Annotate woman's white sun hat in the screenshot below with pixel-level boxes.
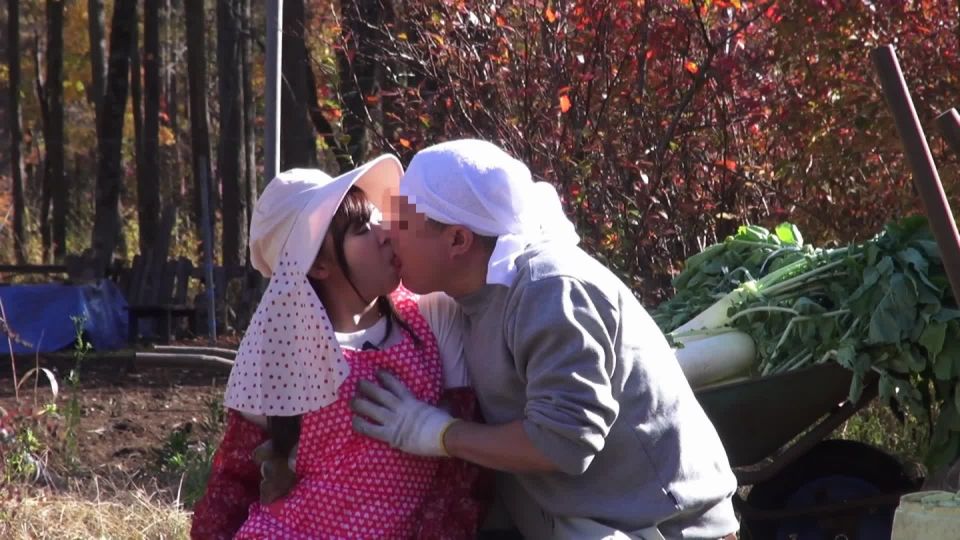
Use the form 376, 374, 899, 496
225, 155, 403, 416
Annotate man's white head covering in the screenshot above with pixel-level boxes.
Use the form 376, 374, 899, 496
225, 155, 403, 416
399, 139, 578, 286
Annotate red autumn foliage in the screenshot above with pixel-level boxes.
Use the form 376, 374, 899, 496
317, 0, 960, 304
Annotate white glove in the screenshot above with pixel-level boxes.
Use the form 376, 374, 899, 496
351, 370, 457, 457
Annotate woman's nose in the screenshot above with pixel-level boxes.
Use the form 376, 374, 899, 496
372, 222, 389, 244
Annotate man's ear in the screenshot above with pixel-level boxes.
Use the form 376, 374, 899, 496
447, 225, 475, 257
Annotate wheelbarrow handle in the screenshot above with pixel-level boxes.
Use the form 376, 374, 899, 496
873, 45, 960, 304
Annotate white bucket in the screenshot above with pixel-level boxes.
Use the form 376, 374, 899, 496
891, 491, 960, 540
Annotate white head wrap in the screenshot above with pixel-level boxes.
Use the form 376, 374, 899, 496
225, 155, 403, 416
398, 139, 578, 286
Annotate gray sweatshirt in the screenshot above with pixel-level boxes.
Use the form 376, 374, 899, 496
456, 241, 738, 539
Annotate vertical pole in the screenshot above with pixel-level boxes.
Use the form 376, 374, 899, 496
873, 45, 960, 303
265, 0, 283, 183
199, 156, 217, 344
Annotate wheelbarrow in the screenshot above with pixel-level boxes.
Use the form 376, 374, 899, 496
695, 362, 918, 539
688, 45, 960, 540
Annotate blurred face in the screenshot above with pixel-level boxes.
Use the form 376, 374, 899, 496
385, 195, 450, 294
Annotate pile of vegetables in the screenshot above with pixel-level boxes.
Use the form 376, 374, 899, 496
656, 216, 960, 469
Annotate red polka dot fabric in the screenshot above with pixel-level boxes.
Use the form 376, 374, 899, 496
234, 291, 446, 539
190, 410, 269, 540
190, 390, 492, 540
225, 249, 348, 416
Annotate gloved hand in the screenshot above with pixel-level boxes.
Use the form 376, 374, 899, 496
351, 370, 458, 457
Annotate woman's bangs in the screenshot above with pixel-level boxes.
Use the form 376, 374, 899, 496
332, 187, 373, 233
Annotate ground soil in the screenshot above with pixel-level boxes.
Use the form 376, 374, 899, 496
0, 336, 240, 497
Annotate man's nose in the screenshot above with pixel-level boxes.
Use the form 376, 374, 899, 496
382, 220, 400, 241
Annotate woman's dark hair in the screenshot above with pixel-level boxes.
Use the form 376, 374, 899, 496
312, 186, 421, 347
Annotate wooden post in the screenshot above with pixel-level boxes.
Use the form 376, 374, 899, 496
199, 156, 217, 344
873, 45, 960, 304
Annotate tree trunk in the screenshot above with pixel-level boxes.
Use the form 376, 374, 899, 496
130, 3, 145, 245
45, 0, 66, 261
338, 0, 386, 164
280, 0, 317, 170
185, 0, 215, 258
218, 0, 247, 268
7, 0, 27, 263
87, 0, 107, 252
241, 0, 258, 237
140, 0, 162, 253
87, 0, 106, 117
130, 3, 145, 208
163, 0, 181, 199
34, 33, 52, 261
91, 0, 138, 273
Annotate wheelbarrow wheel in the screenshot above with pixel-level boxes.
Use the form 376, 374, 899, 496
740, 439, 918, 540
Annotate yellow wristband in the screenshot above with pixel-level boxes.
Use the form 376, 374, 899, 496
439, 419, 461, 457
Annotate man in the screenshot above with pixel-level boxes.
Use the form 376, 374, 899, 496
351, 139, 738, 539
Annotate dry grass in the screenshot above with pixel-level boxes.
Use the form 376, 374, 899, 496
0, 476, 192, 540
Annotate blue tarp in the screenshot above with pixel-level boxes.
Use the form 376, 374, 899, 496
0, 280, 129, 353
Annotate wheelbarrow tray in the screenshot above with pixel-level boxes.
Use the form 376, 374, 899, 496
694, 362, 854, 468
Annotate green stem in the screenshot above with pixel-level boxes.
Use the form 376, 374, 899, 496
768, 310, 851, 362
761, 258, 850, 295
727, 239, 781, 248
727, 306, 800, 323
670, 326, 741, 341
773, 351, 813, 374
763, 272, 846, 299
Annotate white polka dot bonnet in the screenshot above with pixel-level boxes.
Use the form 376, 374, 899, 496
398, 139, 578, 287
224, 155, 403, 416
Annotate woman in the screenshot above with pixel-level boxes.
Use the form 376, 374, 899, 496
191, 157, 489, 539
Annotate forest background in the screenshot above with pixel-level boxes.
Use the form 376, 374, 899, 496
2, 0, 957, 304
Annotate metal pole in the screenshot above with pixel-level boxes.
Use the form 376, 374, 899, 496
936, 108, 960, 160
199, 156, 217, 344
873, 45, 960, 303
265, 0, 283, 183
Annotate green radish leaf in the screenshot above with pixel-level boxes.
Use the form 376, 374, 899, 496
879, 374, 896, 403
911, 239, 941, 260
775, 222, 803, 246
869, 294, 902, 345
876, 256, 895, 276
836, 344, 856, 369
933, 309, 960, 323
901, 347, 925, 373
920, 321, 947, 362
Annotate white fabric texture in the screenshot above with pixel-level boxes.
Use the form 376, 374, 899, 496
336, 292, 468, 389
335, 317, 389, 350
225, 155, 403, 416
416, 292, 470, 389
398, 139, 579, 286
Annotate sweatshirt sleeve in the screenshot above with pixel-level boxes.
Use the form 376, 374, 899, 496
505, 276, 620, 475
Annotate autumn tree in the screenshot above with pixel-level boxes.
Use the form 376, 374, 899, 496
38, 0, 66, 261
185, 0, 215, 257
7, 0, 28, 263
139, 0, 162, 252
91, 0, 137, 272
218, 0, 247, 267
349, 0, 959, 303
280, 0, 318, 170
